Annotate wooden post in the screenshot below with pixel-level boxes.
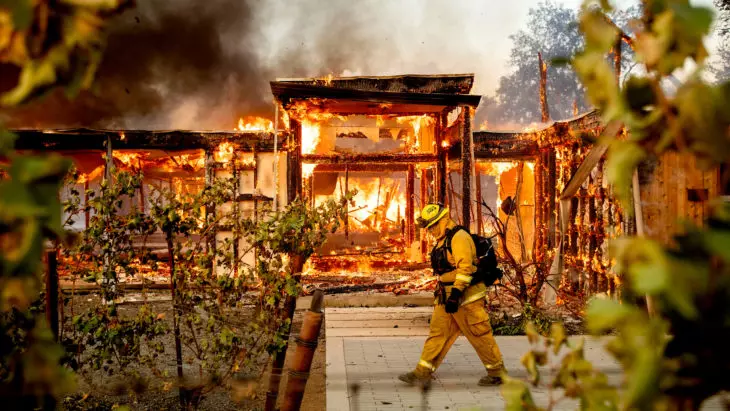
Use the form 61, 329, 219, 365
475, 167, 483, 235
232, 150, 240, 277
281, 290, 325, 411
420, 169, 428, 259
538, 52, 550, 123
437, 110, 448, 205
406, 164, 415, 245
102, 136, 116, 302
461, 107, 472, 229
167, 230, 185, 407
534, 153, 544, 260
547, 149, 557, 248
588, 173, 598, 294
204, 149, 216, 272
265, 255, 304, 411
45, 251, 59, 340
138, 159, 145, 212
288, 120, 303, 203
84, 180, 90, 230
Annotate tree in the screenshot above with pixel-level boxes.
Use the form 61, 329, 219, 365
709, 0, 730, 81
482, 1, 638, 126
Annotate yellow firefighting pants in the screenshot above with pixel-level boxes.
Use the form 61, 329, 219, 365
414, 299, 505, 377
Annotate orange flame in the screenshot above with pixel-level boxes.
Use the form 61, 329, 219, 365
396, 115, 434, 153
77, 166, 104, 184
113, 152, 143, 169
215, 142, 234, 163
316, 176, 406, 233
237, 116, 274, 132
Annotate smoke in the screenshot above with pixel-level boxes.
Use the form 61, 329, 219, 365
1, 0, 498, 130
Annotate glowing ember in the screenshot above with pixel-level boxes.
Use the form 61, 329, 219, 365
168, 153, 205, 172
441, 140, 450, 148
215, 142, 234, 163
237, 116, 274, 132
113, 152, 143, 169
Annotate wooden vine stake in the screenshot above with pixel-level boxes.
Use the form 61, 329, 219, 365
281, 290, 325, 411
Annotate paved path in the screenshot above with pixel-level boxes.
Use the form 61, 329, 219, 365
325, 307, 725, 411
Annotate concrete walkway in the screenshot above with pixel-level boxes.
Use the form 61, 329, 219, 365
325, 307, 725, 411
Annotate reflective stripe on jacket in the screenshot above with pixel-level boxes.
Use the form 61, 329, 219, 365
435, 220, 488, 306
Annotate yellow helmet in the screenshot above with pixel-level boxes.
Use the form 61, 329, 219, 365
417, 203, 449, 228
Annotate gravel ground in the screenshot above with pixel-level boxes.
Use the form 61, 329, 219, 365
60, 293, 326, 411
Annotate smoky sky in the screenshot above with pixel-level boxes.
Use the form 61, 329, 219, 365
0, 0, 717, 130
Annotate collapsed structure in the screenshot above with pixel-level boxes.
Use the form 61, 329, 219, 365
14, 73, 725, 299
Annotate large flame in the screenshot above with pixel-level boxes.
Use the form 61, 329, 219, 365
479, 161, 519, 210
237, 116, 274, 132
215, 142, 234, 163
396, 115, 434, 153
317, 176, 406, 233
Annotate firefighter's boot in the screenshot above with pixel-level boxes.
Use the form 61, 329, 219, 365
397, 371, 432, 387
477, 375, 503, 386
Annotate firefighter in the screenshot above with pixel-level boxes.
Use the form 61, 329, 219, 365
398, 203, 506, 386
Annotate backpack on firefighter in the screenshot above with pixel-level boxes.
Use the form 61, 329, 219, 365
430, 225, 503, 286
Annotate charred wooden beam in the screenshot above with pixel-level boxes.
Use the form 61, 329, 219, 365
270, 82, 482, 108
437, 109, 448, 204
462, 107, 473, 229
288, 120, 303, 202
309, 163, 409, 173
301, 153, 438, 164
12, 129, 285, 152
538, 52, 550, 123
406, 164, 415, 245
546, 149, 557, 248
534, 151, 545, 260
276, 73, 475, 94
475, 169, 483, 235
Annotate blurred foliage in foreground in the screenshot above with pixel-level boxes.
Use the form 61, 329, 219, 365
1, 0, 131, 408
504, 0, 730, 409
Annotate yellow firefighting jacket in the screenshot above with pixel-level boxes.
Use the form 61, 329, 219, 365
434, 220, 488, 306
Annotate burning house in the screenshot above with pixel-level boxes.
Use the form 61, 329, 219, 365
12, 73, 725, 300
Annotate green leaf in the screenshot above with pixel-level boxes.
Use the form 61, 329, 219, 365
525, 322, 539, 344
500, 377, 540, 411
670, 3, 714, 39
551, 322, 567, 355
0, 0, 33, 30
572, 51, 624, 121
0, 127, 17, 155
585, 299, 634, 333
605, 141, 645, 211
580, 8, 619, 52
703, 229, 730, 262
521, 351, 540, 385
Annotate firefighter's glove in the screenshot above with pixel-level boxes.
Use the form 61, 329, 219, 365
445, 288, 463, 314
